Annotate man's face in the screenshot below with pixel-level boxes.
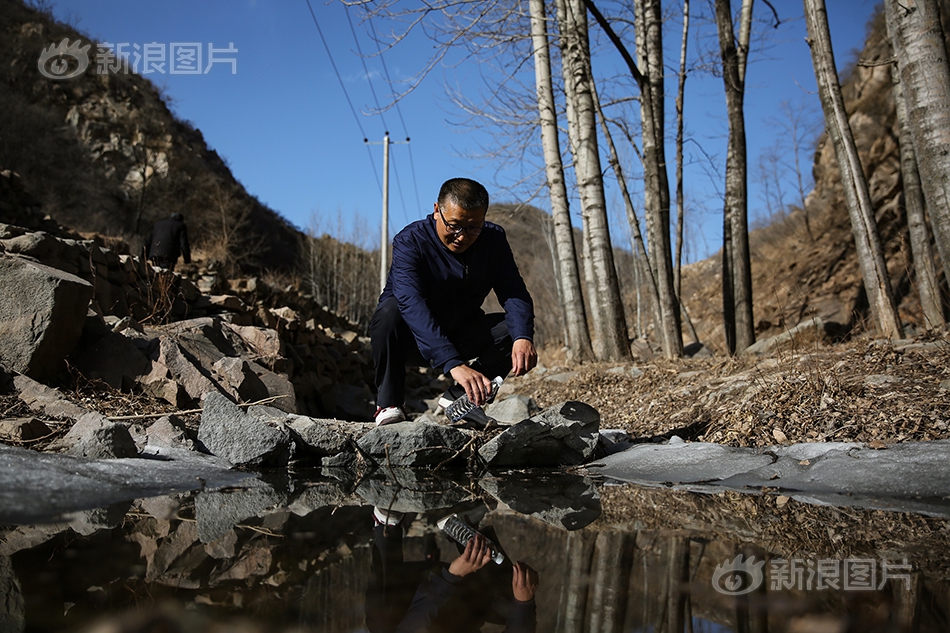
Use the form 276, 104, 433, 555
433, 199, 487, 254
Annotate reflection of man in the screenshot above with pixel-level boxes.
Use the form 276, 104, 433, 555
370, 178, 537, 426
366, 508, 539, 633
145, 212, 191, 271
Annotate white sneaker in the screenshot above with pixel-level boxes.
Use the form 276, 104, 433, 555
373, 506, 405, 526
374, 406, 406, 426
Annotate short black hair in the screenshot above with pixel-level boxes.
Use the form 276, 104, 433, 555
438, 178, 489, 211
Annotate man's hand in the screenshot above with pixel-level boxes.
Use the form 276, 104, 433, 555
448, 534, 493, 577
511, 339, 538, 377
449, 364, 494, 406
512, 561, 539, 602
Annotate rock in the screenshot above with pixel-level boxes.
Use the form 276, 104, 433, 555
630, 339, 655, 360
13, 374, 90, 419
0, 418, 51, 442
744, 317, 828, 355
212, 356, 269, 403
286, 481, 358, 516
286, 417, 367, 456
544, 371, 577, 384
0, 255, 94, 378
479, 473, 601, 530
141, 335, 220, 406
358, 420, 472, 468
250, 362, 297, 413
73, 331, 151, 390
684, 342, 714, 358
145, 416, 195, 450
486, 395, 538, 424
197, 392, 292, 467
64, 413, 138, 459
68, 501, 131, 536
604, 365, 644, 379
479, 401, 600, 468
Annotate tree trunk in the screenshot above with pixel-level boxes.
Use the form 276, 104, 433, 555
888, 47, 946, 329
716, 0, 755, 354
530, 0, 595, 361
885, 0, 950, 285
804, 0, 904, 339
556, 0, 631, 361
674, 0, 690, 301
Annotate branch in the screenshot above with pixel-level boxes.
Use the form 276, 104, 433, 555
106, 394, 290, 421
582, 0, 644, 88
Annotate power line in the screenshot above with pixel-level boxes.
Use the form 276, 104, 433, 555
344, 5, 389, 132
366, 13, 422, 214
304, 0, 381, 191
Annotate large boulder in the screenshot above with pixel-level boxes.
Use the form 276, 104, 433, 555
197, 392, 292, 467
479, 401, 600, 468
0, 255, 93, 378
358, 420, 471, 468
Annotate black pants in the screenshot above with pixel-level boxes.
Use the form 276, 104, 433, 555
369, 297, 514, 409
364, 524, 437, 633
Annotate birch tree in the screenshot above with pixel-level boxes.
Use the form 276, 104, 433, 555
530, 0, 595, 361
584, 0, 684, 358
556, 0, 631, 361
804, 0, 903, 338
887, 41, 945, 329
715, 0, 755, 354
885, 0, 950, 286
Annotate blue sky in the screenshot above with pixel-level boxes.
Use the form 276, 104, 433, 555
48, 0, 879, 261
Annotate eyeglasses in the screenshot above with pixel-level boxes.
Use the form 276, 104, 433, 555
438, 205, 483, 237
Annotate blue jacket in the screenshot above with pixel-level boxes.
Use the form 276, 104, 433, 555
380, 215, 534, 374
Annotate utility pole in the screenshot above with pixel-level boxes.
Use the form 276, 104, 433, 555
366, 132, 409, 293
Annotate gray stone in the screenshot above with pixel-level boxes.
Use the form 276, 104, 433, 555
486, 395, 538, 424
251, 362, 297, 413
143, 335, 220, 405
479, 401, 600, 468
479, 473, 601, 530
194, 480, 284, 543
13, 374, 89, 419
586, 440, 950, 517
744, 317, 827, 355
0, 418, 51, 442
604, 365, 644, 379
197, 392, 292, 467
286, 481, 359, 516
0, 444, 250, 525
544, 371, 577, 384
68, 501, 131, 536
0, 255, 93, 379
286, 416, 367, 456
145, 416, 195, 450
358, 420, 472, 468
212, 356, 270, 403
67, 423, 138, 459
73, 331, 151, 390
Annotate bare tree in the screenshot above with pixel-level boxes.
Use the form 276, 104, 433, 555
885, 0, 950, 286
556, 0, 631, 361
804, 0, 903, 338
584, 0, 684, 358
530, 0, 594, 361
715, 0, 755, 354
674, 0, 691, 300
887, 41, 945, 329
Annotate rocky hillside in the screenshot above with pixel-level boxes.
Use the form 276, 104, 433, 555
680, 8, 946, 354
0, 0, 302, 271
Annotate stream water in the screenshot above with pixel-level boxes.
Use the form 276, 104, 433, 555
1, 468, 948, 632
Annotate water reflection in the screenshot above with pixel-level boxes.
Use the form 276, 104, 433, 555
1, 474, 948, 632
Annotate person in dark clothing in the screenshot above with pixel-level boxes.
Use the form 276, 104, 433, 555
145, 212, 191, 271
370, 178, 537, 426
365, 508, 539, 633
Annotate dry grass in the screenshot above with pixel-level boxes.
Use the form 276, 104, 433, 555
514, 330, 950, 447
